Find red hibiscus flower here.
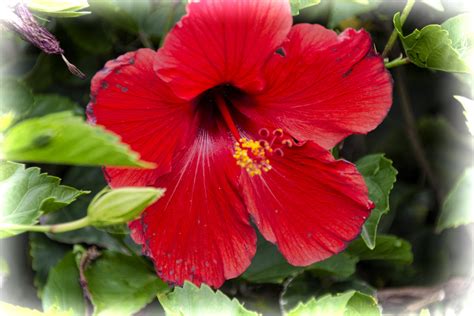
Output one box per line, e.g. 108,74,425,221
87,0,392,288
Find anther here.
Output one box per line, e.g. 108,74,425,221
273,128,283,137
259,128,270,137
282,139,293,147
274,148,284,157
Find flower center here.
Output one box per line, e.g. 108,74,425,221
214,93,292,177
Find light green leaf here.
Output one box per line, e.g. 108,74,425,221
441,13,473,60
26,94,83,119
347,235,413,264
27,0,90,18
87,187,165,227
287,291,380,316
85,251,167,316
242,238,358,284
29,233,71,297
42,252,85,316
289,0,321,15
356,154,397,249
1,112,153,168
0,161,88,238
437,167,474,232
159,281,258,316
393,12,472,73
328,0,379,28
0,79,34,122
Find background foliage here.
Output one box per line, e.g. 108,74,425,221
1,0,473,315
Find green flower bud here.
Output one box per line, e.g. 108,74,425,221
87,187,165,227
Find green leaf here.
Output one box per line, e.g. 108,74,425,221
0,79,34,122
85,250,167,316
1,112,153,168
0,161,88,238
242,238,357,284
29,233,71,297
328,0,379,28
88,0,138,33
26,94,83,119
441,13,473,60
393,12,472,73
347,235,413,264
356,154,397,249
27,0,91,18
289,0,321,15
437,167,474,232
87,187,165,227
42,252,86,316
159,281,258,316
287,291,380,316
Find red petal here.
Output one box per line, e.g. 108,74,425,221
154,0,292,100
240,141,372,265
241,25,393,149
131,127,256,288
88,48,194,187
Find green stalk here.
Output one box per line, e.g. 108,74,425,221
382,0,415,58
385,57,411,69
0,217,90,234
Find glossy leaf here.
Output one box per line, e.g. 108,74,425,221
87,187,164,227
393,12,471,73
356,154,397,249
242,238,358,284
347,235,413,264
85,251,167,316
42,252,85,316
289,0,321,15
0,161,87,238
29,233,71,297
159,281,258,316
437,167,474,232
1,112,153,167
287,291,380,316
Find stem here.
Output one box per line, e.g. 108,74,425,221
0,217,91,234
385,57,411,69
394,67,442,205
382,0,415,58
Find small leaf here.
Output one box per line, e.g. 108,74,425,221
393,12,472,73
287,291,380,316
0,79,34,121
42,252,86,316
85,250,167,316
26,94,83,119
87,187,164,227
29,233,71,297
356,154,397,249
159,281,258,316
347,235,413,264
437,167,474,232
0,161,88,238
289,0,321,16
0,301,70,316
1,112,153,168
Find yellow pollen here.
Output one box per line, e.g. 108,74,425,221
233,138,272,176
